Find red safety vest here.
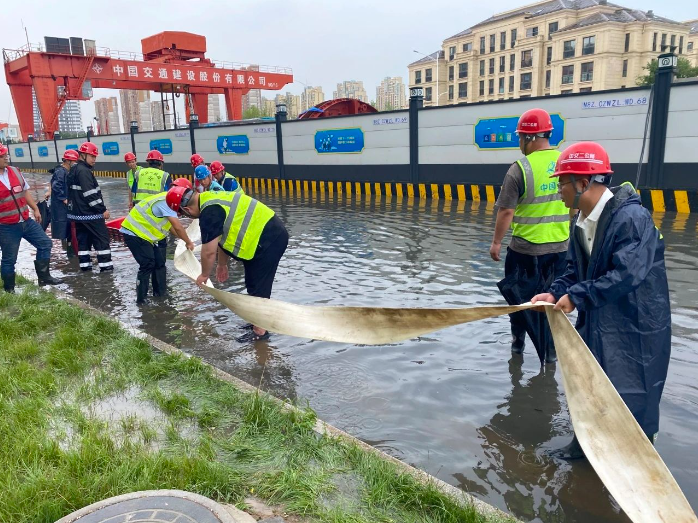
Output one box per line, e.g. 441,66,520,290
0,167,30,224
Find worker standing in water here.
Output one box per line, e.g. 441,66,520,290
45,149,79,252
124,152,141,209
489,108,569,363
165,185,289,342
121,177,195,304
195,165,224,193
210,161,243,193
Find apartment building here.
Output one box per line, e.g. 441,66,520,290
408,0,695,106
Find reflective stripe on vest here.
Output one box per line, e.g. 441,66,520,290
0,167,30,223
199,191,275,260
511,150,569,244
127,167,141,191
224,172,243,193
135,167,168,200
121,193,172,242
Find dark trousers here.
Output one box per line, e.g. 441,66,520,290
241,217,289,299
49,198,69,240
504,247,567,339
74,219,113,271
0,219,53,277
124,234,166,295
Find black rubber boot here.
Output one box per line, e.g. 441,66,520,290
34,260,61,285
549,435,585,460
2,273,15,293
511,330,526,354
136,275,150,305
151,268,167,297
545,344,558,364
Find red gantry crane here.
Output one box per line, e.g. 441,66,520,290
3,31,294,139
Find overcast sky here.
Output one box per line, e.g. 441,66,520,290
2,0,695,131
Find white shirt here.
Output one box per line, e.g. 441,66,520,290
576,188,614,256
0,167,30,191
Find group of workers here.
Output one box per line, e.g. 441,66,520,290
0,107,672,457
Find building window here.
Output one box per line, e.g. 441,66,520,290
582,36,595,55
653,33,658,52
448,84,454,100
624,33,630,53
549,21,559,35
579,87,592,92
546,46,552,65
459,62,468,78
500,56,505,73
479,80,485,96
679,36,684,54
500,32,506,50
562,64,574,84
425,87,432,101
488,79,494,95
510,53,516,71
661,33,667,51
526,26,539,38
545,69,551,88
561,89,573,94
415,70,421,84
511,29,517,48
509,75,515,92
480,37,486,54
459,82,468,98
622,59,628,77
498,77,505,94
563,39,576,59
448,65,454,81
521,50,533,68
463,42,472,52
425,68,432,82
520,72,532,90
688,42,694,51
489,58,495,74
480,60,485,76
490,34,496,53
581,61,594,82
670,34,676,50
449,46,456,60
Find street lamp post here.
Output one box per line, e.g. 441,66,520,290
413,49,441,106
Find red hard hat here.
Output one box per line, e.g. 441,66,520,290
78,142,99,156
516,108,553,134
124,152,136,162
552,142,614,178
63,149,79,161
209,161,225,176
190,153,205,167
172,177,193,190
0,144,9,156
166,186,194,212
146,150,164,162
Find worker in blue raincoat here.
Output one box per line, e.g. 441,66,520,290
533,142,671,460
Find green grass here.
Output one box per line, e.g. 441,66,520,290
0,284,516,523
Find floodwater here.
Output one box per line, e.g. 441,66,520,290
15,173,698,523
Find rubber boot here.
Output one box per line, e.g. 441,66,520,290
136,275,150,305
2,273,15,293
545,344,558,364
549,435,585,460
151,267,167,297
511,330,526,354
34,260,61,285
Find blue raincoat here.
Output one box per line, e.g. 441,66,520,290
548,184,671,436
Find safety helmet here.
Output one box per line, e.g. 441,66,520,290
190,153,205,167
63,149,80,161
172,177,193,190
516,108,553,134
210,161,225,176
124,152,137,162
0,144,8,156
552,142,614,179
146,150,164,162
78,142,99,156
166,186,194,213
195,165,212,180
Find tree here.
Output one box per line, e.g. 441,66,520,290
636,57,698,86
242,106,262,120
384,101,394,111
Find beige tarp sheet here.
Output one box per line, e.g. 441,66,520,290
173,223,696,523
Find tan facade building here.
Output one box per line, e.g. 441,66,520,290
333,80,369,102
301,86,325,112
208,94,222,122
120,90,151,132
408,0,696,106
376,76,407,110
94,97,121,135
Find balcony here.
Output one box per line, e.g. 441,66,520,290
581,72,593,82
521,59,533,68
562,75,574,84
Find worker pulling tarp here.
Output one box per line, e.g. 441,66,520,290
172,222,696,523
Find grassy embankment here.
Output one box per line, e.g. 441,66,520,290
0,281,515,523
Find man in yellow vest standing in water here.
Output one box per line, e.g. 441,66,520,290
124,152,141,209
166,184,289,342
489,108,569,363
121,178,195,304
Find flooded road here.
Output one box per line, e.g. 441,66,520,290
16,173,698,523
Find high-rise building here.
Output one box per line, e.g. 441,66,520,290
333,80,369,102
32,90,83,137
408,0,697,106
242,89,263,115
120,90,151,132
208,95,222,122
275,92,302,118
262,98,277,117
94,97,121,134
150,101,174,131
138,101,153,132
376,77,407,111
301,86,325,112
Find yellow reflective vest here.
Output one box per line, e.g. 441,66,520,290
122,193,172,242
135,167,169,202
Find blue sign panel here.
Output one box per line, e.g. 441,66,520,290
149,138,173,155
474,114,565,150
217,135,250,155
65,144,78,150
14,148,24,158
102,142,120,155
38,146,49,157
315,128,364,154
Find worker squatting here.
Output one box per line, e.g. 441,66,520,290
0,109,671,457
